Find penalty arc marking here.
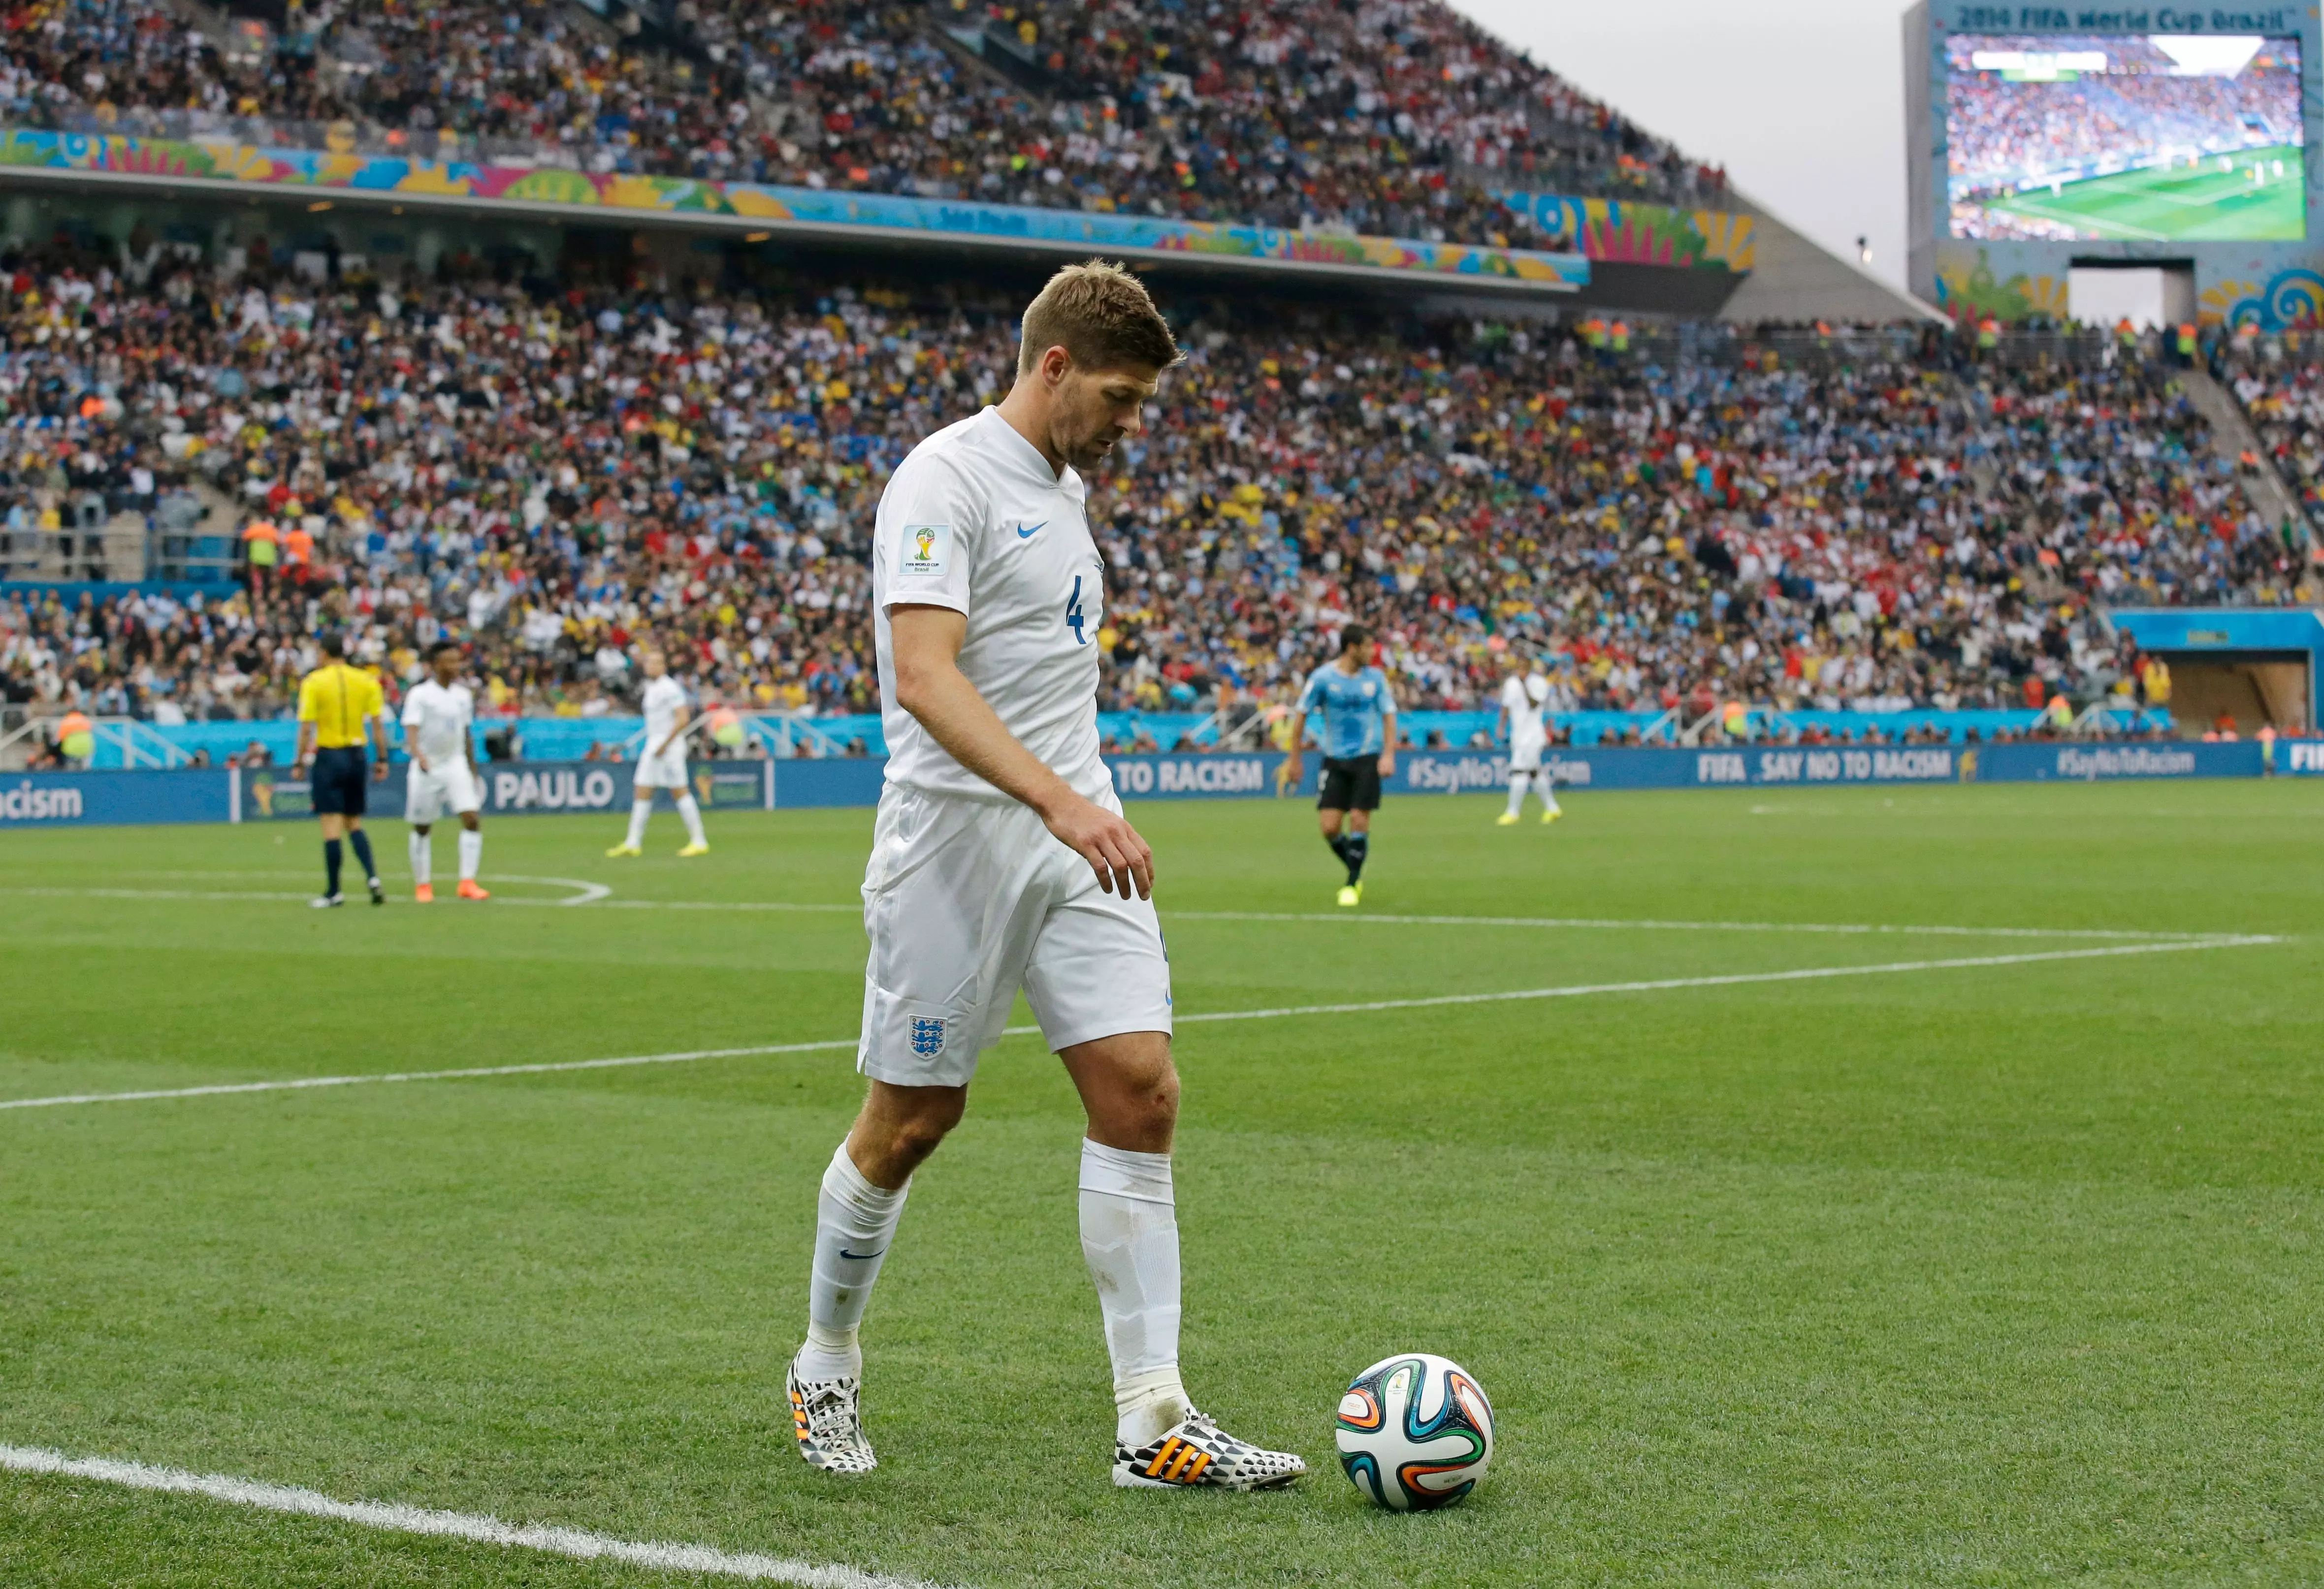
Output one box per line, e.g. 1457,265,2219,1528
0,934,2280,1113
0,1443,955,1589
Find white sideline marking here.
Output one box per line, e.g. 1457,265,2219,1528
1166,911,2229,942
1161,936,2282,1024
0,1039,856,1112
0,884,2264,940
0,936,2279,1113
0,1443,949,1589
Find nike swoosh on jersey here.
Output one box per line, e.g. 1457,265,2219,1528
1015,521,1047,539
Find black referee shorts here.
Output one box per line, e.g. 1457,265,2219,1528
1317,755,1383,812
310,746,368,817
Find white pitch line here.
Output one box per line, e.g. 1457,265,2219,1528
0,936,2280,1114
0,1443,951,1589
1163,936,2282,1024
0,885,853,912
1164,911,2236,942
0,885,2261,940
0,1038,857,1112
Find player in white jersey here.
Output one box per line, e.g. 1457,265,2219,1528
786,262,1304,1493
1496,651,1562,824
606,648,709,857
401,641,490,900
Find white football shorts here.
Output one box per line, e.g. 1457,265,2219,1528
1509,736,1548,773
857,782,1173,1088
405,762,482,823
633,746,690,790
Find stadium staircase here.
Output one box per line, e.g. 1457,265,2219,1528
2180,366,2321,566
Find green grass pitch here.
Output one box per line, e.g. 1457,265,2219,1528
2,780,2322,1587
1976,144,2305,241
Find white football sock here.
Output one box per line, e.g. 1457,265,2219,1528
800,1141,910,1381
457,828,483,881
676,793,707,846
1079,1138,1187,1447
407,829,430,885
1505,774,1528,816
1534,773,1560,813
623,798,651,849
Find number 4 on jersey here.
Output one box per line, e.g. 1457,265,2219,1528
1065,574,1088,645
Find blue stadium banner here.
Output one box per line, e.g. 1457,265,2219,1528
4,744,2292,831
0,769,230,827
1104,742,2272,799
239,759,777,822
769,758,889,809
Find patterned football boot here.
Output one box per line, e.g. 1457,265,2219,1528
1113,1410,1307,1491
787,1353,876,1475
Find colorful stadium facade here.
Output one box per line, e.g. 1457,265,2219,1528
1906,0,2324,325
0,126,1758,307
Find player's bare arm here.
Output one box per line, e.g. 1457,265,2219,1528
1380,704,1397,777
1286,707,1310,785
888,602,1154,899
370,710,391,781
293,718,315,773
654,705,689,761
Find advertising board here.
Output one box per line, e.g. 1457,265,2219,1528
0,769,228,827
0,744,2293,831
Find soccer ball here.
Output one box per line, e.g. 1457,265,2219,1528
1333,1353,1494,1511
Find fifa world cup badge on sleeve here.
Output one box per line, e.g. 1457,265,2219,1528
900,524,950,577
909,1017,946,1056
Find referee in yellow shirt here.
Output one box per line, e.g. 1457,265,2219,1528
295,631,391,907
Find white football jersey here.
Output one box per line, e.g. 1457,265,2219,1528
872,406,1107,801
400,679,474,765
1501,672,1549,747
642,674,688,755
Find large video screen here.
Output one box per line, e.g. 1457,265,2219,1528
1946,33,2305,241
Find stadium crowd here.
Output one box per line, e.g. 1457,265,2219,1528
2226,335,2324,529
0,236,2296,737
0,0,1725,247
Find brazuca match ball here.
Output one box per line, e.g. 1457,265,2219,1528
1334,1352,1494,1511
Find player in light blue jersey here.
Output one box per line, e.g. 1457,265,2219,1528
1288,624,1397,907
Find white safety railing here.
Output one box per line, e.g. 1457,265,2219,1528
0,714,197,770
620,711,852,760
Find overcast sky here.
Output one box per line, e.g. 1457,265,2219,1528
1447,0,1916,286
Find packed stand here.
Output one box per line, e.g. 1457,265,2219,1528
2224,333,2324,543
0,0,1725,249
0,236,2285,738
0,0,346,128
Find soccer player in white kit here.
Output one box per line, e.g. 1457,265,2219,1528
1496,651,1562,825
786,261,1305,1492
606,648,710,857
402,640,490,900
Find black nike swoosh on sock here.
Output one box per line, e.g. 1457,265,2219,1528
837,1247,886,1261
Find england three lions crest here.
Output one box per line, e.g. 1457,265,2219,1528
909,1017,946,1056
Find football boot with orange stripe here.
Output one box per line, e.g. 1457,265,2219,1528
1113,1410,1306,1491
786,1353,876,1475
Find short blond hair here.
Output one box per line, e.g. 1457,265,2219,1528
1017,259,1181,378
